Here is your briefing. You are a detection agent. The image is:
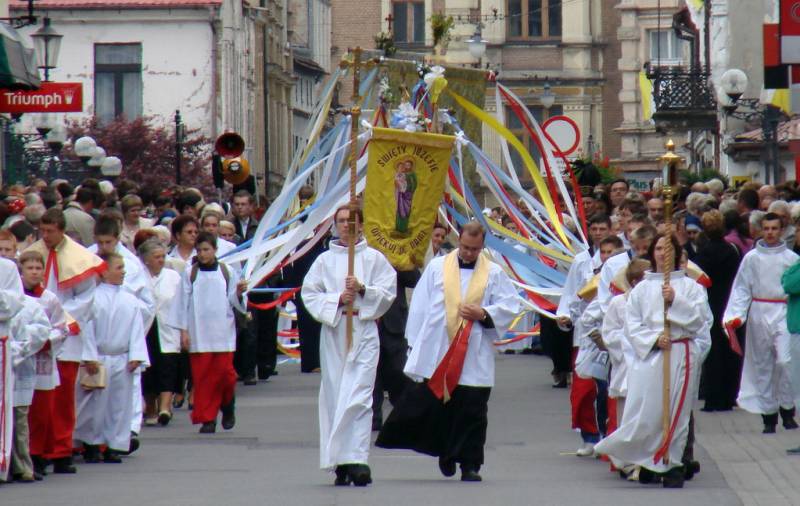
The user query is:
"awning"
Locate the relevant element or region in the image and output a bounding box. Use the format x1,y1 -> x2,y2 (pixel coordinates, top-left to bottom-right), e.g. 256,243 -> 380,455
0,22 -> 41,90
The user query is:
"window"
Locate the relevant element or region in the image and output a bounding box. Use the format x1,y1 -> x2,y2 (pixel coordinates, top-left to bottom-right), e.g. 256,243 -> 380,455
94,44 -> 143,124
507,0 -> 561,40
649,30 -> 685,65
393,1 -> 425,44
505,104 -> 563,181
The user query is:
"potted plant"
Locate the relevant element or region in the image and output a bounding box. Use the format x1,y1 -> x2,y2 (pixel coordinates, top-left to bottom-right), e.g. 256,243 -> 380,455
374,31 -> 397,57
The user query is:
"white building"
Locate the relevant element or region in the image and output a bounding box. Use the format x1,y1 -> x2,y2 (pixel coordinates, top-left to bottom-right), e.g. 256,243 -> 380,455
9,0 -> 290,191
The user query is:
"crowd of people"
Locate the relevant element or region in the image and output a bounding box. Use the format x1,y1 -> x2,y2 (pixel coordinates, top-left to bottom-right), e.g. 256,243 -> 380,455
0,177 -> 274,484
1,171 -> 799,492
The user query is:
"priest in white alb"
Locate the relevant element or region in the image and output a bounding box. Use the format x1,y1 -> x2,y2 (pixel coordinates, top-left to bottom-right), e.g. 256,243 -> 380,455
377,221 -> 520,483
301,205 -> 396,488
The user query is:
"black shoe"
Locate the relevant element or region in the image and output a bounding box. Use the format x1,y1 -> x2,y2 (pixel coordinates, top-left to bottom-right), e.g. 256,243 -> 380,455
103,450 -> 122,464
438,456 -> 456,477
552,372 -> 568,389
763,413 -> 779,434
32,456 -> 48,476
662,466 -> 685,488
33,471 -> 43,481
52,457 -> 76,474
123,433 -> 140,455
460,469 -> 482,482
638,467 -> 656,484
199,421 -> 217,433
683,460 -> 700,481
243,376 -> 257,386
158,411 -> 172,426
781,407 -> 799,429
334,465 -> 351,486
82,444 -> 101,463
787,445 -> 800,455
221,400 -> 236,430
172,394 -> 185,409
349,464 -> 372,486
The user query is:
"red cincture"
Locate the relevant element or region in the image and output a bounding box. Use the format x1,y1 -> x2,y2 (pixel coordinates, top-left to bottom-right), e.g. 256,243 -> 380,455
428,321 -> 474,402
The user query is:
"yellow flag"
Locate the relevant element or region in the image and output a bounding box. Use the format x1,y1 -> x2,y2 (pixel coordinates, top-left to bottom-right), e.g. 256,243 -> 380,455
364,128 -> 455,270
639,71 -> 654,121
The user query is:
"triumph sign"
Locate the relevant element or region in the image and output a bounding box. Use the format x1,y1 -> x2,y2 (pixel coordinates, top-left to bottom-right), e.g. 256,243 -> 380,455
0,82 -> 83,113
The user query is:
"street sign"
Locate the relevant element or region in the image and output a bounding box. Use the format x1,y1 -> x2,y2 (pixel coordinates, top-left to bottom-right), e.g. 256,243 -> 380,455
0,82 -> 83,113
543,115 -> 580,156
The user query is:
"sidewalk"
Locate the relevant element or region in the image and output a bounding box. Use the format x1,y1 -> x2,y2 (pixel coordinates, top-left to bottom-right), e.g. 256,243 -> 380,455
696,408 -> 800,506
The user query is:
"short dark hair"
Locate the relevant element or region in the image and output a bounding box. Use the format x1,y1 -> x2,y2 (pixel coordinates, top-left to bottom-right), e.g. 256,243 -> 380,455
94,215 -> 120,238
40,189 -> 59,209
763,212 -> 784,228
18,250 -> 44,267
333,205 -> 363,223
9,220 -> 35,242
195,231 -> 217,250
171,214 -> 198,236
176,190 -> 202,213
233,189 -> 255,204
600,235 -> 624,249
738,189 -> 759,211
40,208 -> 66,230
75,187 -> 98,205
433,222 -> 447,232
588,213 -> 612,228
56,182 -> 74,200
610,178 -> 629,190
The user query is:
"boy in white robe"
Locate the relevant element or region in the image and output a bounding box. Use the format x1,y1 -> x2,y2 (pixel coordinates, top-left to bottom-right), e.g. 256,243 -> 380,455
724,213 -> 799,433
8,289 -> 51,482
20,251 -> 68,478
301,206 -> 396,487
377,221 -> 520,483
74,253 -> 148,463
166,232 -> 246,434
0,257 -> 25,481
90,216 -> 155,452
594,236 -> 712,488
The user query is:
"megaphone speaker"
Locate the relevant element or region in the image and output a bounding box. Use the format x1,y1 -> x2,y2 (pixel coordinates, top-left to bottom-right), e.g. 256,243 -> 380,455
222,157 -> 251,185
215,132 -> 245,158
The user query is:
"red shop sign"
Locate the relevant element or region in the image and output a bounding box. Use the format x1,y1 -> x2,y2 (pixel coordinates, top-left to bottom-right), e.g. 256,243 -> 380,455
0,82 -> 83,113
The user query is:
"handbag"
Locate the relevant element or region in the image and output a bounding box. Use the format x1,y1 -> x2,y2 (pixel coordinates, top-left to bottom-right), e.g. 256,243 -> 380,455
78,363 -> 107,390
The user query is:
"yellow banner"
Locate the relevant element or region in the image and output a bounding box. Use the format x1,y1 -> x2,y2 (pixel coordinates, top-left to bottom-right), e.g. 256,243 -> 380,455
364,127 -> 455,270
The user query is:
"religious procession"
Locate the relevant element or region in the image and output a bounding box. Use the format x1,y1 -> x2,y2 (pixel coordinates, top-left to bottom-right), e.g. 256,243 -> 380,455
3,0 -> 800,504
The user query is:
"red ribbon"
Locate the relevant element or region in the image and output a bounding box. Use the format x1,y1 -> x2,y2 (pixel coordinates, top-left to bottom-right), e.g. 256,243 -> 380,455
247,287 -> 301,311
428,321 -> 474,402
653,339 -> 691,465
0,336 -> 7,473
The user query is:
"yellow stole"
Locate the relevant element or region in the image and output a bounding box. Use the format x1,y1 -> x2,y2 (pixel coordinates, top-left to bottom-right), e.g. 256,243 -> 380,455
26,236 -> 106,290
443,250 -> 490,342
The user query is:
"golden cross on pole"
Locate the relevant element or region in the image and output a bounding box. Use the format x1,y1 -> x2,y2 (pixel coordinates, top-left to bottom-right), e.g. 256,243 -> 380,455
658,139 -> 681,464
338,47 -> 379,350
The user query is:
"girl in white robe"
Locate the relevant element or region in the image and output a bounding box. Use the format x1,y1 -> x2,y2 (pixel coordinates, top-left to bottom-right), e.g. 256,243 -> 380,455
594,236 -> 712,487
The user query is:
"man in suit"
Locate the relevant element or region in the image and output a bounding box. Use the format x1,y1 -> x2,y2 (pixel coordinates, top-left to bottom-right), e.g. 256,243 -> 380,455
231,190 -> 258,242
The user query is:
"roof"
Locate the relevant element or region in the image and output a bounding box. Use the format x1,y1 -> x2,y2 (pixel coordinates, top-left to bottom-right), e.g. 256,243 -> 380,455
10,0 -> 221,9
734,115 -> 800,144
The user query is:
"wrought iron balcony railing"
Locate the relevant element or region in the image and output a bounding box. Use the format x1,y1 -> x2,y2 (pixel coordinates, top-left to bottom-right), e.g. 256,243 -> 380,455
645,64 -> 717,129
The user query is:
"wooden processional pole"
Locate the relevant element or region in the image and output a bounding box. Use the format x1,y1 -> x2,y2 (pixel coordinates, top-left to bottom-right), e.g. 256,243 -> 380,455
659,139 -> 681,464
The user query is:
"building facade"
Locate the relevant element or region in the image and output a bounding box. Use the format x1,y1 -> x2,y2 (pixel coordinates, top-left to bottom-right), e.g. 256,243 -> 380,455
9,0 -> 295,195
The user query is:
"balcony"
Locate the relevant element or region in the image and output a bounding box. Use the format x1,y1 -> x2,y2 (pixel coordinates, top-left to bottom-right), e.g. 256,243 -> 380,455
646,64 -> 718,130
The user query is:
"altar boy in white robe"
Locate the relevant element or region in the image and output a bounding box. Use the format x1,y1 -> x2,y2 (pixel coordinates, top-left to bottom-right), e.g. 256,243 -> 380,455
724,213 -> 799,433
377,221 -> 520,483
74,252 -> 148,463
594,235 -> 712,488
301,206 -> 396,487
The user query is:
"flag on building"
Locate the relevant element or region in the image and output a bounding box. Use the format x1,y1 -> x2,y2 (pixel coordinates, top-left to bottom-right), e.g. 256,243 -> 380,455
639,70 -> 655,122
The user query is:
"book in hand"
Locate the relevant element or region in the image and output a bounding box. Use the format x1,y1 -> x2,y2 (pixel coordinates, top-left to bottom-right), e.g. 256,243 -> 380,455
78,363 -> 107,390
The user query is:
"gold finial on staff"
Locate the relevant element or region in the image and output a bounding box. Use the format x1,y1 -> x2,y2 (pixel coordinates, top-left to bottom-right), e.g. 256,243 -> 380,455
657,138 -> 682,464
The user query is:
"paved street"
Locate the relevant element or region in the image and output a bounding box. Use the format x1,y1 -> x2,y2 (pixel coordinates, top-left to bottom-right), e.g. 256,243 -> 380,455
3,354 -> 747,505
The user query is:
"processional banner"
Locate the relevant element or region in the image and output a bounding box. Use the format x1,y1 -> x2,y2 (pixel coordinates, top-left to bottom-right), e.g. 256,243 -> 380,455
364,127 -> 455,270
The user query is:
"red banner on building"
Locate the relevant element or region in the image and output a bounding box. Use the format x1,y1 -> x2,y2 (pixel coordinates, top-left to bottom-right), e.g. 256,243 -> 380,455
782,0 -> 800,63
0,82 -> 83,113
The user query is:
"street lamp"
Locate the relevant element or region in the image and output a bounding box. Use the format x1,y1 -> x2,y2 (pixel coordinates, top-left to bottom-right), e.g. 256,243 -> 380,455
540,82 -> 555,110
30,17 -> 63,82
74,136 -> 97,162
466,25 -> 487,66
100,156 -> 122,178
718,68 -> 786,184
88,146 -> 106,169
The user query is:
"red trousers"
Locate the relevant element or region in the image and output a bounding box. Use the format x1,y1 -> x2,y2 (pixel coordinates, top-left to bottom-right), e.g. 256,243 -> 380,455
570,349 -> 599,434
190,352 -> 236,425
606,397 -> 618,436
29,361 -> 78,459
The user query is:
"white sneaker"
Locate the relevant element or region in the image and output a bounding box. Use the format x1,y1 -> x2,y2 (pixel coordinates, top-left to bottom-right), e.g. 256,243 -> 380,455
576,442 -> 595,457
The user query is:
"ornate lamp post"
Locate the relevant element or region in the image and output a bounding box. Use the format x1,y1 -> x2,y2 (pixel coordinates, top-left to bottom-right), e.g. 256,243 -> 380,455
30,17 -> 63,82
